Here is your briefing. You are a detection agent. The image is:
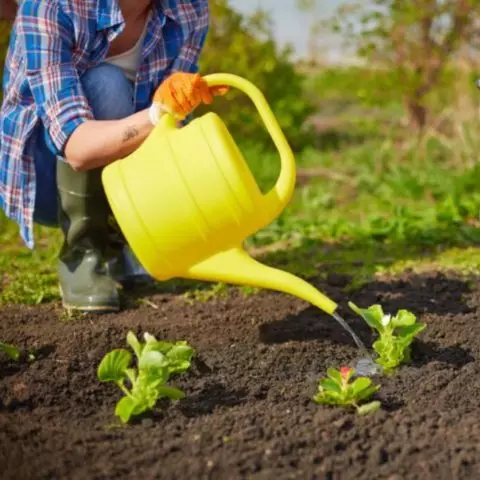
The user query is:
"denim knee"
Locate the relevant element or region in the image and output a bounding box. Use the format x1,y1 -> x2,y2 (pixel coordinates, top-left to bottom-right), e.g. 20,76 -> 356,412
80,63 -> 135,120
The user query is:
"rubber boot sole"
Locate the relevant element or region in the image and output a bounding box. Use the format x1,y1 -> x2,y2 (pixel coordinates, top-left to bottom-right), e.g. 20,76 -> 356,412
59,286 -> 121,313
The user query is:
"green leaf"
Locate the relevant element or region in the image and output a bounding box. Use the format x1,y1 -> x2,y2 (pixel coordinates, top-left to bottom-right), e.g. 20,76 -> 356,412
0,341 -> 21,361
355,385 -> 380,402
126,331 -> 142,358
166,345 -> 194,374
143,332 -> 157,343
326,367 -> 342,385
97,349 -> 132,382
350,377 -> 372,396
376,356 -> 399,371
144,341 -> 175,354
319,378 -> 342,393
115,396 -> 137,423
348,302 -> 384,330
357,401 -> 381,416
373,337 -> 391,353
131,401 -> 151,418
156,386 -> 186,400
392,310 -> 416,327
139,364 -> 169,387
373,338 -> 402,370
142,333 -> 175,355
125,368 -> 137,385
342,367 -> 355,383
396,323 -> 426,340
167,344 -> 194,362
313,390 -> 342,406
139,351 -> 167,370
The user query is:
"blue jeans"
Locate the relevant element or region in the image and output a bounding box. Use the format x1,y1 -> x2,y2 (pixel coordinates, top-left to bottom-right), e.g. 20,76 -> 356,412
33,63 -> 135,226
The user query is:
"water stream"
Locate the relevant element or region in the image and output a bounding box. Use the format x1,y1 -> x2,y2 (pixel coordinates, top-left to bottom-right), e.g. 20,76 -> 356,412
332,311 -> 382,376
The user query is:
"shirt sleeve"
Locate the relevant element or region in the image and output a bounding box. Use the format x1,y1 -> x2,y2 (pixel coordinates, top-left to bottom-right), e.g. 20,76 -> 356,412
171,2 -> 209,74
17,1 -> 94,156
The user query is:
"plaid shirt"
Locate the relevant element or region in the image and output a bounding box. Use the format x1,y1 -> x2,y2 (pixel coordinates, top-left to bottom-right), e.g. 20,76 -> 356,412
0,0 -> 209,248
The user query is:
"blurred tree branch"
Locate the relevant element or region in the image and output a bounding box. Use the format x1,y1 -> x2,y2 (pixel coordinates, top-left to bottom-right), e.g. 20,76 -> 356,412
198,0 -> 315,150
297,0 -> 480,130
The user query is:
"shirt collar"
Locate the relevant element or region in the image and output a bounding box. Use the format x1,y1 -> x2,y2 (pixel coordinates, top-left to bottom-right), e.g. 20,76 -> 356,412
97,0 -> 179,31
96,0 -> 124,31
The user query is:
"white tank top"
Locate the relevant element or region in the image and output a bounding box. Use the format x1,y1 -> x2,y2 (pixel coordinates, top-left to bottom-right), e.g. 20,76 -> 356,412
105,16 -> 150,81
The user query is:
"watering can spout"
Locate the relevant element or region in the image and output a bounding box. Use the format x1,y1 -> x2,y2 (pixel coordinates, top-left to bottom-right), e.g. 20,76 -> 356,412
184,247 -> 338,316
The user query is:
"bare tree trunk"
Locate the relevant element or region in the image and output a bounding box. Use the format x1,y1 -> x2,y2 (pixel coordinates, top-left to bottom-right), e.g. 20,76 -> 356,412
403,96 -> 428,130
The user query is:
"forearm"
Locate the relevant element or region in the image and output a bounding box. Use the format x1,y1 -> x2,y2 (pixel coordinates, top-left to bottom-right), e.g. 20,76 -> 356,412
64,109 -> 154,171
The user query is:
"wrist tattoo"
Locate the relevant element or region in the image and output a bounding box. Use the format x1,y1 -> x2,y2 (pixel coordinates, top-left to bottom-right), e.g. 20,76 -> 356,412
122,125 -> 139,142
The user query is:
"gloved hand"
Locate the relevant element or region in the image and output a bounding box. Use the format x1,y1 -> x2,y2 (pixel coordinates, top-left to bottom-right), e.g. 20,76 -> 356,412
149,72 -> 228,124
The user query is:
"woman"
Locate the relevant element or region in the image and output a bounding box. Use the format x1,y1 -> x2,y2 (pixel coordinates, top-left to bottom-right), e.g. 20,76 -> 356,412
0,0 -> 227,312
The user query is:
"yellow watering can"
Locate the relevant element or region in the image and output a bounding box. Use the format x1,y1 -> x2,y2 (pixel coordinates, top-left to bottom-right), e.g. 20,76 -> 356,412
101,73 -> 338,317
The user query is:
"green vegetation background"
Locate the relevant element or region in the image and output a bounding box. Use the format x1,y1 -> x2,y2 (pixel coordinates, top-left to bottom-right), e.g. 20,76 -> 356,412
0,2 -> 479,306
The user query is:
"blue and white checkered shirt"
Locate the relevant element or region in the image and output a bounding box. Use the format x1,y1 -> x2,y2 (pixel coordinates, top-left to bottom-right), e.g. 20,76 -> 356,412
0,0 -> 208,248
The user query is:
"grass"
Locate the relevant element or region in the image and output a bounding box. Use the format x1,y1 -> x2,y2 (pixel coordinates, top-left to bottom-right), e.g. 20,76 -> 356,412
0,218 -> 61,305
1,69 -> 479,306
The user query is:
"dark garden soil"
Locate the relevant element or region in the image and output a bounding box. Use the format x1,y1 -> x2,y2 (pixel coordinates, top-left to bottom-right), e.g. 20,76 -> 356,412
1,271 -> 480,480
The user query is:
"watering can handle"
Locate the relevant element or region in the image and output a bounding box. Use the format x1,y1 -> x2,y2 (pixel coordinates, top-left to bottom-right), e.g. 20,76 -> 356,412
204,73 -> 297,220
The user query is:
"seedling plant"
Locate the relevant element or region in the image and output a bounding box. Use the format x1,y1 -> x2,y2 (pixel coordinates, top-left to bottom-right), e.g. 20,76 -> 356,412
97,331 -> 194,423
313,367 -> 381,415
0,341 -> 21,361
0,341 -> 36,362
349,302 -> 426,372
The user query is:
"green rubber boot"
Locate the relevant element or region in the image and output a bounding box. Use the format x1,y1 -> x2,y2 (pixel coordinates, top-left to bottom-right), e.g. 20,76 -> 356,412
56,161 -> 120,312
106,218 -> 154,291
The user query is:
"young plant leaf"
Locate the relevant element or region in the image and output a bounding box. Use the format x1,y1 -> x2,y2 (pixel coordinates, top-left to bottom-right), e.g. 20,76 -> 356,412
313,391 -> 340,406
166,344 -> 194,374
350,377 -> 372,396
392,310 -> 416,327
143,332 -> 157,343
357,400 -> 381,416
97,349 -> 132,382
144,341 -> 175,355
326,367 -> 342,385
126,331 -> 143,358
115,396 -> 137,423
313,367 -> 381,415
396,323 -> 426,340
0,341 -> 21,361
125,368 -> 137,385
340,367 -> 354,383
142,365 -> 170,388
355,385 -> 380,402
139,350 -> 167,370
156,386 -> 186,400
348,302 -> 384,330
319,378 -> 342,393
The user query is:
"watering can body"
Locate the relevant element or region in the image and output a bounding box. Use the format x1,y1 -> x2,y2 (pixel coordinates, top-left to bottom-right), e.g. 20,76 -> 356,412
102,74 -> 337,316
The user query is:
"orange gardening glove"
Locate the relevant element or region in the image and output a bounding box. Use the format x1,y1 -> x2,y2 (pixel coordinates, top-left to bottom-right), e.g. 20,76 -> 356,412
150,72 -> 228,123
